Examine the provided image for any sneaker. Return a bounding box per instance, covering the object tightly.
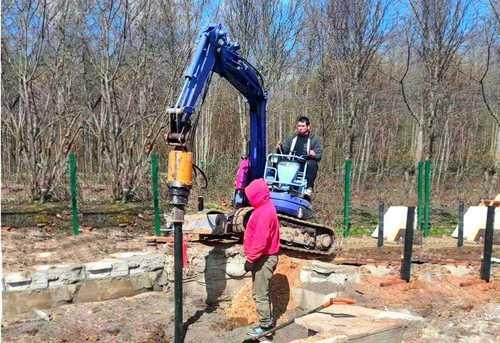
[304,188,313,197]
[247,326,273,338]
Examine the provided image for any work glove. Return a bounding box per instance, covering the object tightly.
[244,261,255,272]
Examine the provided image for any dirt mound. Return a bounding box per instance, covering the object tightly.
[224,254,305,328]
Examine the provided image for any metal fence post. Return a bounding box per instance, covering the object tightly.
[343,159,352,238]
[458,201,464,247]
[480,206,495,282]
[69,153,80,236]
[151,154,161,236]
[423,160,432,236]
[401,207,415,282]
[377,201,385,247]
[417,161,424,231]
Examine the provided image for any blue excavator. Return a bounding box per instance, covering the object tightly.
[165,24,336,255]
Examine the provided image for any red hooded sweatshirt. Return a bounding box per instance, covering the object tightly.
[243,178,280,263]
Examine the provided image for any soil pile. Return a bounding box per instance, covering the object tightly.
[224,254,306,328]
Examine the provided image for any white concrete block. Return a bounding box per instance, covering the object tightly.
[225,257,246,277]
[371,206,418,242]
[104,259,129,277]
[31,271,49,290]
[35,264,84,285]
[451,206,500,241]
[301,269,348,285]
[293,287,340,311]
[110,251,148,269]
[4,272,32,291]
[85,261,113,279]
[59,265,84,284]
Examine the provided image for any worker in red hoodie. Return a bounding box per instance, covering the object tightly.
[243,178,281,338]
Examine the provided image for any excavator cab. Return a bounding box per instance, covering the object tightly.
[264,153,308,195]
[264,153,313,219]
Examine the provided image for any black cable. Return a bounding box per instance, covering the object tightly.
[192,163,208,189]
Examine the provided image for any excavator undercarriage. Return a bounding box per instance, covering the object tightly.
[181,207,338,256]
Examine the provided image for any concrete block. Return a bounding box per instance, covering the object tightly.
[58,265,84,284]
[137,254,165,272]
[35,265,60,281]
[37,264,85,286]
[311,261,341,274]
[74,278,146,303]
[4,272,32,291]
[52,285,77,305]
[3,289,52,315]
[225,259,246,278]
[31,271,49,290]
[85,261,113,279]
[130,273,154,290]
[300,268,348,285]
[103,259,129,277]
[110,251,149,269]
[292,287,340,311]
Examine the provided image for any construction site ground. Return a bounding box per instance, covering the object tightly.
[2,226,499,342]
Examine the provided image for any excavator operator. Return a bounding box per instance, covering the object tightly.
[277,116,322,196]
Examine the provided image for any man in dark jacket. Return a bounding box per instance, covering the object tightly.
[278,116,322,196]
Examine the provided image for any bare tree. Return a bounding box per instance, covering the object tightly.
[2,0,82,202]
[316,0,392,162]
[221,0,303,154]
[401,0,473,162]
[79,0,207,201]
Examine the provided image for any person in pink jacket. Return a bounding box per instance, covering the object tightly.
[243,178,280,337]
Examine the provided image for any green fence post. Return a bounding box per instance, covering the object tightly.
[151,154,162,236]
[69,153,80,236]
[343,159,352,238]
[423,160,432,237]
[417,161,425,231]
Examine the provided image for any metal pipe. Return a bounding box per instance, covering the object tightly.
[174,218,184,342]
[457,201,464,247]
[400,207,415,282]
[377,201,384,248]
[480,206,495,282]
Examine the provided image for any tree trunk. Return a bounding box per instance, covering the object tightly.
[238,95,247,156]
[415,123,424,163]
[495,125,500,170]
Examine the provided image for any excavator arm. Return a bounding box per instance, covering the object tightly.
[166,24,267,181]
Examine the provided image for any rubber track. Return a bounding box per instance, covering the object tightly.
[277,214,338,256]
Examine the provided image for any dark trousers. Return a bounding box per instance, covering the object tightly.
[305,160,318,188]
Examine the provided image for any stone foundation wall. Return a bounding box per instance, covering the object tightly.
[2,247,250,317]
